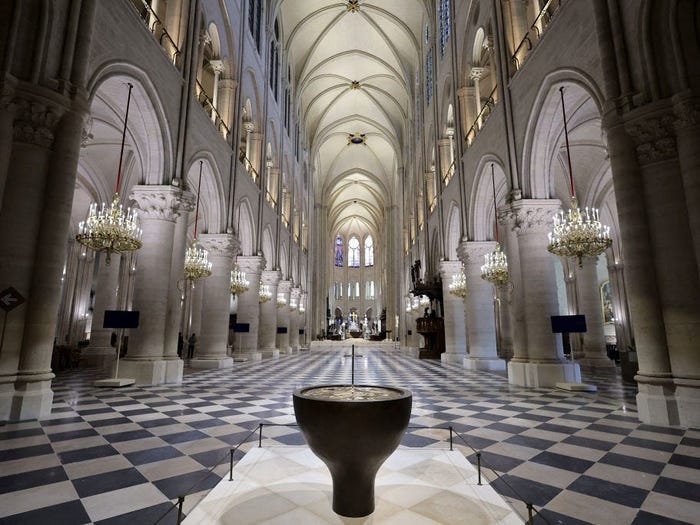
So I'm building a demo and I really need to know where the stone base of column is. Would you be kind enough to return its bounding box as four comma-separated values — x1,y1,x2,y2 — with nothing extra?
260,349,280,359
676,379,700,428
116,359,177,386
233,350,262,362
508,361,581,388
7,376,54,420
577,355,616,368
463,356,506,372
636,377,680,426
402,347,420,358
441,352,466,364
165,359,183,384
0,380,15,422
80,347,116,369
190,357,234,369
279,347,294,355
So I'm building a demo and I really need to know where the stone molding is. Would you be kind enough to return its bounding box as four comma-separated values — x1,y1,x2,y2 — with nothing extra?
198,233,238,259
130,185,183,222
438,260,463,279
498,199,560,234
626,115,677,165
278,280,293,294
290,287,302,301
12,98,62,148
179,190,196,213
261,269,281,285
236,255,265,274
457,240,497,264
673,95,700,131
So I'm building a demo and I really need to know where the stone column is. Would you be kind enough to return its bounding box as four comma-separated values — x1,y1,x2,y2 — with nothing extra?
438,138,452,185
607,261,631,361
577,256,613,367
501,200,580,387
2,100,87,421
190,233,236,369
456,87,471,140
258,269,281,358
277,280,292,354
234,255,264,359
210,60,224,122
218,79,237,131
248,132,263,182
82,252,121,368
506,0,529,57
119,185,182,385
439,260,467,364
289,287,302,352
459,241,505,371
470,67,485,128
494,282,514,360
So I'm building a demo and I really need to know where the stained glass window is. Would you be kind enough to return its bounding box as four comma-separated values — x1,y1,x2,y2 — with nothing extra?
439,0,451,57
348,236,360,267
364,235,374,266
334,235,344,267
426,47,433,106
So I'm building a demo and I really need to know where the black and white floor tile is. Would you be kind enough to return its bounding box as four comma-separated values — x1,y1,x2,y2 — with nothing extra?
0,350,698,524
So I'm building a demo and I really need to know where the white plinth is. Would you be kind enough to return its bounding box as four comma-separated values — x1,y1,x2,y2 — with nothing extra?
184,446,522,524
556,382,597,392
93,378,136,387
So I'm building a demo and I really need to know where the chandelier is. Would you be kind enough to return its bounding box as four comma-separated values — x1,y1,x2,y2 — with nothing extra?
448,266,467,298
258,280,272,303
76,83,142,264
547,87,612,267
299,295,306,313
289,296,298,311
183,161,212,281
481,163,510,285
230,264,250,295
276,293,287,309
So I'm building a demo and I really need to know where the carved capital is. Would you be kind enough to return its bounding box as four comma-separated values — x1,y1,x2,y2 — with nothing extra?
13,98,62,148
626,114,677,165
179,190,196,213
438,260,463,279
236,254,265,274
457,240,497,264
470,67,486,81
278,279,293,294
198,233,238,259
130,185,183,222
673,95,700,131
261,269,281,285
499,199,560,234
290,287,302,301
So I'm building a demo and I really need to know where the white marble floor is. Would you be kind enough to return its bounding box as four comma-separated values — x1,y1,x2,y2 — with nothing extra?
184,446,522,525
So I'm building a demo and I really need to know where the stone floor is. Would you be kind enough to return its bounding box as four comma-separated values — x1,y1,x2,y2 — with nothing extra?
0,349,698,524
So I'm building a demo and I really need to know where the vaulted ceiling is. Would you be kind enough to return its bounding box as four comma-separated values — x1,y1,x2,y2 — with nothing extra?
277,0,428,240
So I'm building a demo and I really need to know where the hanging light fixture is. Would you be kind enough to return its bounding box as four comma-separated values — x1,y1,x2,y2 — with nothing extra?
448,267,467,298
76,83,142,264
183,161,212,281
547,87,612,267
481,164,510,285
276,292,287,309
230,264,250,295
258,280,272,303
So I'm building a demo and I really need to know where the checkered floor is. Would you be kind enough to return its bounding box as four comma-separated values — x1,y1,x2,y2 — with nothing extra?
1,350,698,524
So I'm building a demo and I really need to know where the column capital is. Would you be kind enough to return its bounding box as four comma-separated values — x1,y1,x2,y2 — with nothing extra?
179,190,196,213
12,97,64,148
198,233,238,258
210,59,224,74
130,185,183,222
625,111,677,165
673,93,700,131
498,199,561,234
439,259,463,279
236,255,266,274
278,279,293,294
261,269,282,285
470,67,486,80
457,240,497,264
290,287,302,300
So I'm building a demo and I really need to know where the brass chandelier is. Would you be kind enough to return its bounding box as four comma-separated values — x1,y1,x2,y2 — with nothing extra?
76,83,142,264
183,161,212,281
448,267,467,298
230,264,250,295
258,280,272,303
547,87,612,267
481,164,509,285
276,293,287,309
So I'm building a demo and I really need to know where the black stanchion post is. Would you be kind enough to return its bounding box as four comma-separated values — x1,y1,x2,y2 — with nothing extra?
229,448,234,481
351,344,355,385
526,502,534,524
476,452,482,485
258,423,263,447
176,496,185,524
449,426,453,451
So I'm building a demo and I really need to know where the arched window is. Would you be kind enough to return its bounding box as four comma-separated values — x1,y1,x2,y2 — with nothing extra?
364,235,374,266
248,0,262,51
334,235,344,267
348,236,360,267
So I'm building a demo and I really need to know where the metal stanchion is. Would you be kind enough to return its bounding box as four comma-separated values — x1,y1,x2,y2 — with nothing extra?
259,423,263,447
476,452,482,485
526,502,534,524
449,426,453,451
229,448,234,481
176,496,185,524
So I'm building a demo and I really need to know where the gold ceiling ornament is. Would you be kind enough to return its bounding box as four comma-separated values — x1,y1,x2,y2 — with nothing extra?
183,161,212,282
230,264,250,295
347,132,366,145
258,280,272,303
547,87,612,268
481,164,510,286
350,80,361,90
448,265,467,298
76,83,142,264
346,0,360,12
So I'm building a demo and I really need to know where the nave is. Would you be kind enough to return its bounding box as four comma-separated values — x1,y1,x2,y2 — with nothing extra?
0,350,698,525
